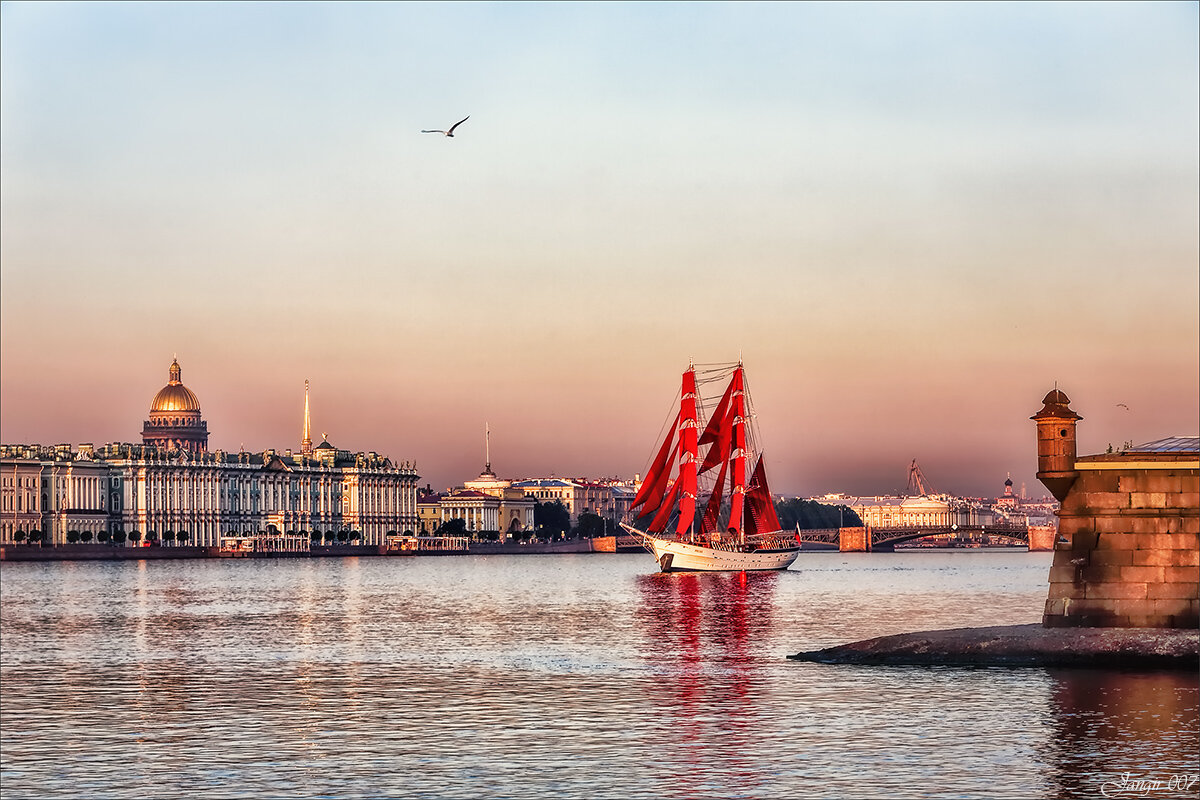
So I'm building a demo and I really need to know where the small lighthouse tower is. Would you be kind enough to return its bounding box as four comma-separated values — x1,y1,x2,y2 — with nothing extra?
1030,388,1082,502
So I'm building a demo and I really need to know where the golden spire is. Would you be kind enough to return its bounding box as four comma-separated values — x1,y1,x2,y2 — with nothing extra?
169,358,182,385
301,380,313,456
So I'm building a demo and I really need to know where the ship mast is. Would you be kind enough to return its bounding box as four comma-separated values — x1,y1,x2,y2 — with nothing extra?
676,366,698,539
728,365,748,544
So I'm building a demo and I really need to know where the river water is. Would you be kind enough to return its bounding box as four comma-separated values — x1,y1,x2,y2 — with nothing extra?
1,551,1196,799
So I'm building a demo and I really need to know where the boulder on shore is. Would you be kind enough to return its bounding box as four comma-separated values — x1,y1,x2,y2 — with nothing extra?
788,624,1199,670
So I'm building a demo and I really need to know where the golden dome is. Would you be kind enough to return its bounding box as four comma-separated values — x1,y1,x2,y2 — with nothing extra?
150,359,201,413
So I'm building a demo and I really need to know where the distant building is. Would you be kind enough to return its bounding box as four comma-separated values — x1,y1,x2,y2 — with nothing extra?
0,360,419,546
512,477,636,525
823,494,998,529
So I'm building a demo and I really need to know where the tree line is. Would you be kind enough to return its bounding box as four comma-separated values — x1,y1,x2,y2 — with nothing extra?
433,498,861,540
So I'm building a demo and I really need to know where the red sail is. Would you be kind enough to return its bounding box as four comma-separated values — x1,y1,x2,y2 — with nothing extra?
647,479,682,533
676,369,699,536
745,454,782,537
701,452,729,533
698,377,734,446
698,407,732,474
727,367,747,536
631,414,677,517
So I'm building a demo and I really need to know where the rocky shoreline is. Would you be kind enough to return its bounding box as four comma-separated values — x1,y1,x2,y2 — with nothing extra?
788,623,1200,670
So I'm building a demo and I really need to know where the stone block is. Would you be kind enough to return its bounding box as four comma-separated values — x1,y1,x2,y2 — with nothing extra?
1130,492,1169,509
1084,582,1148,600
1112,598,1159,618
1121,474,1183,494
1043,598,1064,617
1132,548,1200,567
1096,530,1143,548
1049,565,1080,584
1178,492,1200,510
1120,565,1164,583
1144,533,1199,551
1163,566,1200,584
1153,598,1196,618
1147,582,1200,599
1089,549,1134,567
1079,471,1122,492
1047,582,1078,600
1078,492,1130,512
1080,564,1128,583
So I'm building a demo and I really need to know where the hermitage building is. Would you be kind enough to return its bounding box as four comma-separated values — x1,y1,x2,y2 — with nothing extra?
0,360,420,547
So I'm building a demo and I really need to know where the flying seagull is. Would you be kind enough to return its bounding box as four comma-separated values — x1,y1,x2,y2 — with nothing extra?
1116,403,1130,411
421,116,470,137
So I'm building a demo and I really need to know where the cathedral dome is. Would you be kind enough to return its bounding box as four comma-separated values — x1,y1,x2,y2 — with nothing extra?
150,359,201,413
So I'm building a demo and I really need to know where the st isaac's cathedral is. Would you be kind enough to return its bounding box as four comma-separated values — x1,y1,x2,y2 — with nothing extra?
0,359,420,547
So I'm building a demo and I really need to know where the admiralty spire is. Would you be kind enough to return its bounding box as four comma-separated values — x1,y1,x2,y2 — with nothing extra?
301,380,313,457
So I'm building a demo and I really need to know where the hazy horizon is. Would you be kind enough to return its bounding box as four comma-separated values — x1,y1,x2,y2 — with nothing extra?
3,2,1197,499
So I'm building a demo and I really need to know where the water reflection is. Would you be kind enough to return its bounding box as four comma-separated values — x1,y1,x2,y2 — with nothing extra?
3,556,1196,800
1043,669,1200,799
635,571,779,798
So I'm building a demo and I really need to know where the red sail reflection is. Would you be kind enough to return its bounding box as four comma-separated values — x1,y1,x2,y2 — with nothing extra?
635,570,780,796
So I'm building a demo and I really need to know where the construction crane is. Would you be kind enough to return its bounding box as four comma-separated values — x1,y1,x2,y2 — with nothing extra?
907,459,933,496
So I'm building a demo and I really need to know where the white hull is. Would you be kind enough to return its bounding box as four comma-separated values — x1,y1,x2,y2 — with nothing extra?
624,526,800,572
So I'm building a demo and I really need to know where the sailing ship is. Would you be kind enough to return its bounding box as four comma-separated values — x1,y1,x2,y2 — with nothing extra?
621,362,802,572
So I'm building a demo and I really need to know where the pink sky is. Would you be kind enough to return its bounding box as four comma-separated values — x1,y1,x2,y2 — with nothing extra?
2,3,1197,498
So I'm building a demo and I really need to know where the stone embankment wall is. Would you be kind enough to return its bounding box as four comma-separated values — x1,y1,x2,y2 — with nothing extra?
1045,453,1199,628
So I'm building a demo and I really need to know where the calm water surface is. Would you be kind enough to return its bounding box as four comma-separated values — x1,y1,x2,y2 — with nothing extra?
2,551,1196,799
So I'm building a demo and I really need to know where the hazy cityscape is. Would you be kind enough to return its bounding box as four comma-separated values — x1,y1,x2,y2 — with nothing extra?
1,3,1196,800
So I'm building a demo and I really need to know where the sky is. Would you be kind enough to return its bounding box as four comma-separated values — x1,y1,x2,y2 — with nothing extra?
2,1,1197,499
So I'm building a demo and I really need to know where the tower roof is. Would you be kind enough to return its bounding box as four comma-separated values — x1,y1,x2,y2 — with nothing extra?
1031,387,1082,421
150,359,201,413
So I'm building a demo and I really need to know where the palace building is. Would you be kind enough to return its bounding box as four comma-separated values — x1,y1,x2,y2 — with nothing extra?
0,359,419,547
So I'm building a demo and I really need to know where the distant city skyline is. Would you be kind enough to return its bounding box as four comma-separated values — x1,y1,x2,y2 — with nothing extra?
2,2,1197,499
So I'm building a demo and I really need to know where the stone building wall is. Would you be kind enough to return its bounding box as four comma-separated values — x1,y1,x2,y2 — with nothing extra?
1044,452,1199,628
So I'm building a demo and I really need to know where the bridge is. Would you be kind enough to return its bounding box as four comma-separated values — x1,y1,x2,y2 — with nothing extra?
797,523,1053,552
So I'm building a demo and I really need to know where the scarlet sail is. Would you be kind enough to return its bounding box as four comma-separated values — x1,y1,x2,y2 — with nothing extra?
624,362,801,573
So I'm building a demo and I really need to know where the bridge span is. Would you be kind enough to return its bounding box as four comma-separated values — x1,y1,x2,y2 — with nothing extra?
796,523,1054,552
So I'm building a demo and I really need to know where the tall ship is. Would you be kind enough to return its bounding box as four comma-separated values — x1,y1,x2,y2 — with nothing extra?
622,362,801,572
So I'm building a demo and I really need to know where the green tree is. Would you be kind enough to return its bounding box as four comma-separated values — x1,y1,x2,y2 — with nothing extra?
336,530,348,542
176,531,189,545
112,531,127,546
128,531,142,545
13,531,26,544
310,530,322,542
775,499,862,530
534,501,571,539
436,518,468,537
66,530,80,544
575,511,606,539
80,532,93,543
349,531,361,542
97,531,111,544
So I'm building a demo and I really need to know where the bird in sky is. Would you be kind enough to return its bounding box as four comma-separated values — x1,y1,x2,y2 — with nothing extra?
1116,403,1130,411
421,116,470,137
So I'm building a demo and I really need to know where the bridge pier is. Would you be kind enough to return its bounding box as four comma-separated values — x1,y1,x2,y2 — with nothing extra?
1027,524,1056,552
838,526,870,552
